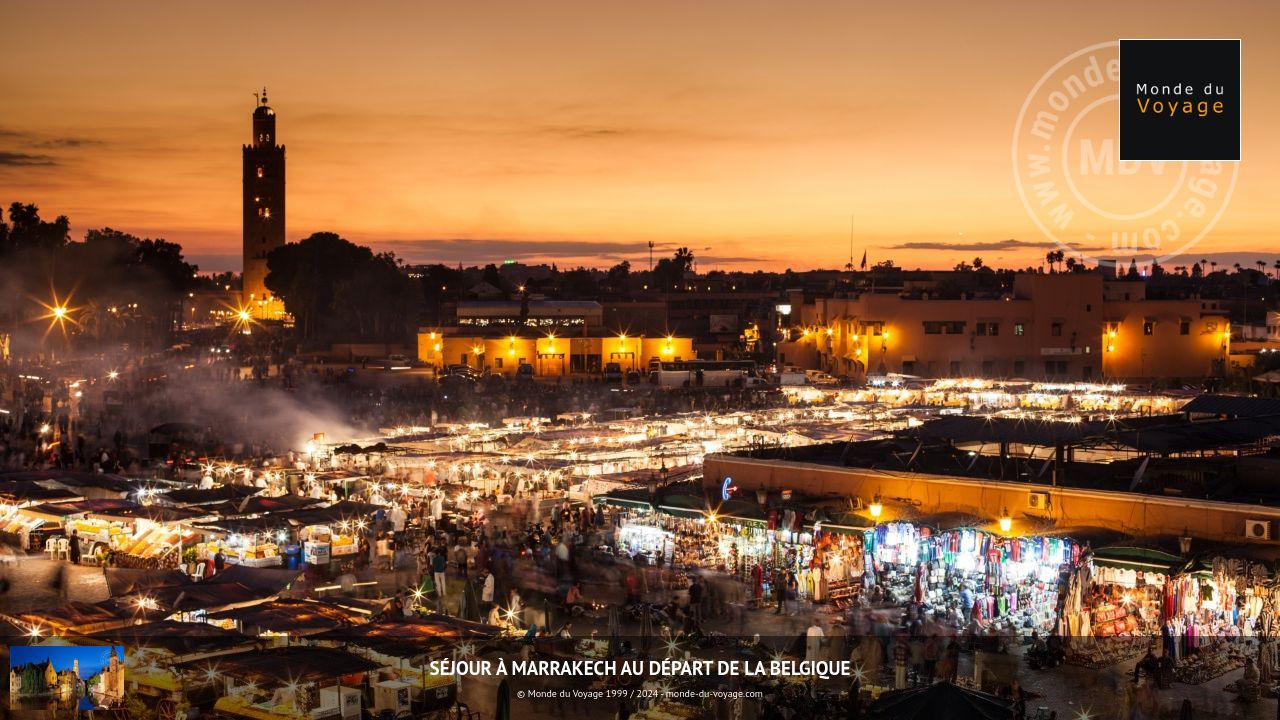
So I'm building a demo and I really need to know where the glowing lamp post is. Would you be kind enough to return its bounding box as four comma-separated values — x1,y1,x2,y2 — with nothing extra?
998,508,1013,534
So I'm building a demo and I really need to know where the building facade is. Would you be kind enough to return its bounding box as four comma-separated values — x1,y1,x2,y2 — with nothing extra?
778,273,1229,381
419,301,694,375
242,88,287,319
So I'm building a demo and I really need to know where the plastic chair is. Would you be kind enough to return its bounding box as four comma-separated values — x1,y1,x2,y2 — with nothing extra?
44,537,58,559
56,537,70,561
192,563,206,580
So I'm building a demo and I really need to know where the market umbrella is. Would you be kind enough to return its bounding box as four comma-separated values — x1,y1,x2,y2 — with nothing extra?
496,678,511,720
867,681,1011,720
608,603,621,657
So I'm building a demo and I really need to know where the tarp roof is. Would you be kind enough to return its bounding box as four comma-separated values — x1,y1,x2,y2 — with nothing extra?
312,614,503,659
1111,415,1280,453
89,620,255,655
174,646,381,685
1090,546,1184,572
205,599,367,634
2,601,136,634
156,485,258,506
207,494,322,517
22,498,139,520
0,481,82,503
910,415,1107,447
1180,394,1280,418
0,471,135,492
105,568,191,598
106,565,303,613
89,505,211,523
868,681,1013,720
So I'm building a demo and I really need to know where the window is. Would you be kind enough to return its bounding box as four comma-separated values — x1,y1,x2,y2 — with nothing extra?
1014,323,1026,336
460,353,469,365
981,360,994,376
1013,360,1025,376
924,321,966,334
494,358,504,369
1179,319,1190,335
1051,322,1063,337
1143,321,1154,336
949,360,961,375
256,166,264,178
901,361,916,375
975,322,999,336
1082,365,1094,380
1085,304,1092,312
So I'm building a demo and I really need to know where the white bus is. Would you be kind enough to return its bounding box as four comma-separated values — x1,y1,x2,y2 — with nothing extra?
648,359,762,388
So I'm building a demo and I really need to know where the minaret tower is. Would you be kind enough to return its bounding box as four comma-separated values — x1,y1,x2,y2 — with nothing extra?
242,87,286,317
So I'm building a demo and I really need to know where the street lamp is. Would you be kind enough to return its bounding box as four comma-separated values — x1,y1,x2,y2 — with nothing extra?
999,508,1013,533
1179,528,1193,556
868,493,883,519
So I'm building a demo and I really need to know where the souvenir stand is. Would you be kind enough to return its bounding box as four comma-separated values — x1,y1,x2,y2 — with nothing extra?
1161,556,1273,684
1058,546,1176,668
863,522,1076,637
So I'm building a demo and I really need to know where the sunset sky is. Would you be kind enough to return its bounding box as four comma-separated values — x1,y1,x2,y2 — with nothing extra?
1,1,1277,273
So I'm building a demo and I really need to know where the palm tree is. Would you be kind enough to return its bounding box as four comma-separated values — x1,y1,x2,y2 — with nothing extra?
1273,260,1280,280
1210,261,1218,273
1256,260,1267,274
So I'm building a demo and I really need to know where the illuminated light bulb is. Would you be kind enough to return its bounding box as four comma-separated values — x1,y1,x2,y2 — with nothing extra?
868,495,883,519
999,508,1012,533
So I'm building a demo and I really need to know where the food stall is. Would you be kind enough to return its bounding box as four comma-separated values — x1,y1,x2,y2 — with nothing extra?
0,483,83,550
178,646,380,720
88,620,257,709
312,614,505,713
86,505,211,569
299,522,361,566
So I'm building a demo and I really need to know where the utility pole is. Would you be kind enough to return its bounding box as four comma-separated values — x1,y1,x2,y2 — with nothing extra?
648,241,655,275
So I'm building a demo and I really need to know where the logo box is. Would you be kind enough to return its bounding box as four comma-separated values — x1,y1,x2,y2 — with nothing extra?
1119,39,1241,161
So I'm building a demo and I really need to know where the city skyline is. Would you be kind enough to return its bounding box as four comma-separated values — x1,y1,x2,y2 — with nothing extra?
2,1,1279,273
9,645,120,681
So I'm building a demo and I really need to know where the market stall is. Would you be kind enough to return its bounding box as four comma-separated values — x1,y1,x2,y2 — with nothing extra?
860,522,1075,637
312,614,505,713
177,646,380,720
87,505,210,569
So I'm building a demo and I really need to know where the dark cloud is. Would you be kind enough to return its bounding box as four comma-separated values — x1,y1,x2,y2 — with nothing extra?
34,137,103,149
885,238,1107,253
370,238,761,267
542,126,629,139
0,151,56,166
